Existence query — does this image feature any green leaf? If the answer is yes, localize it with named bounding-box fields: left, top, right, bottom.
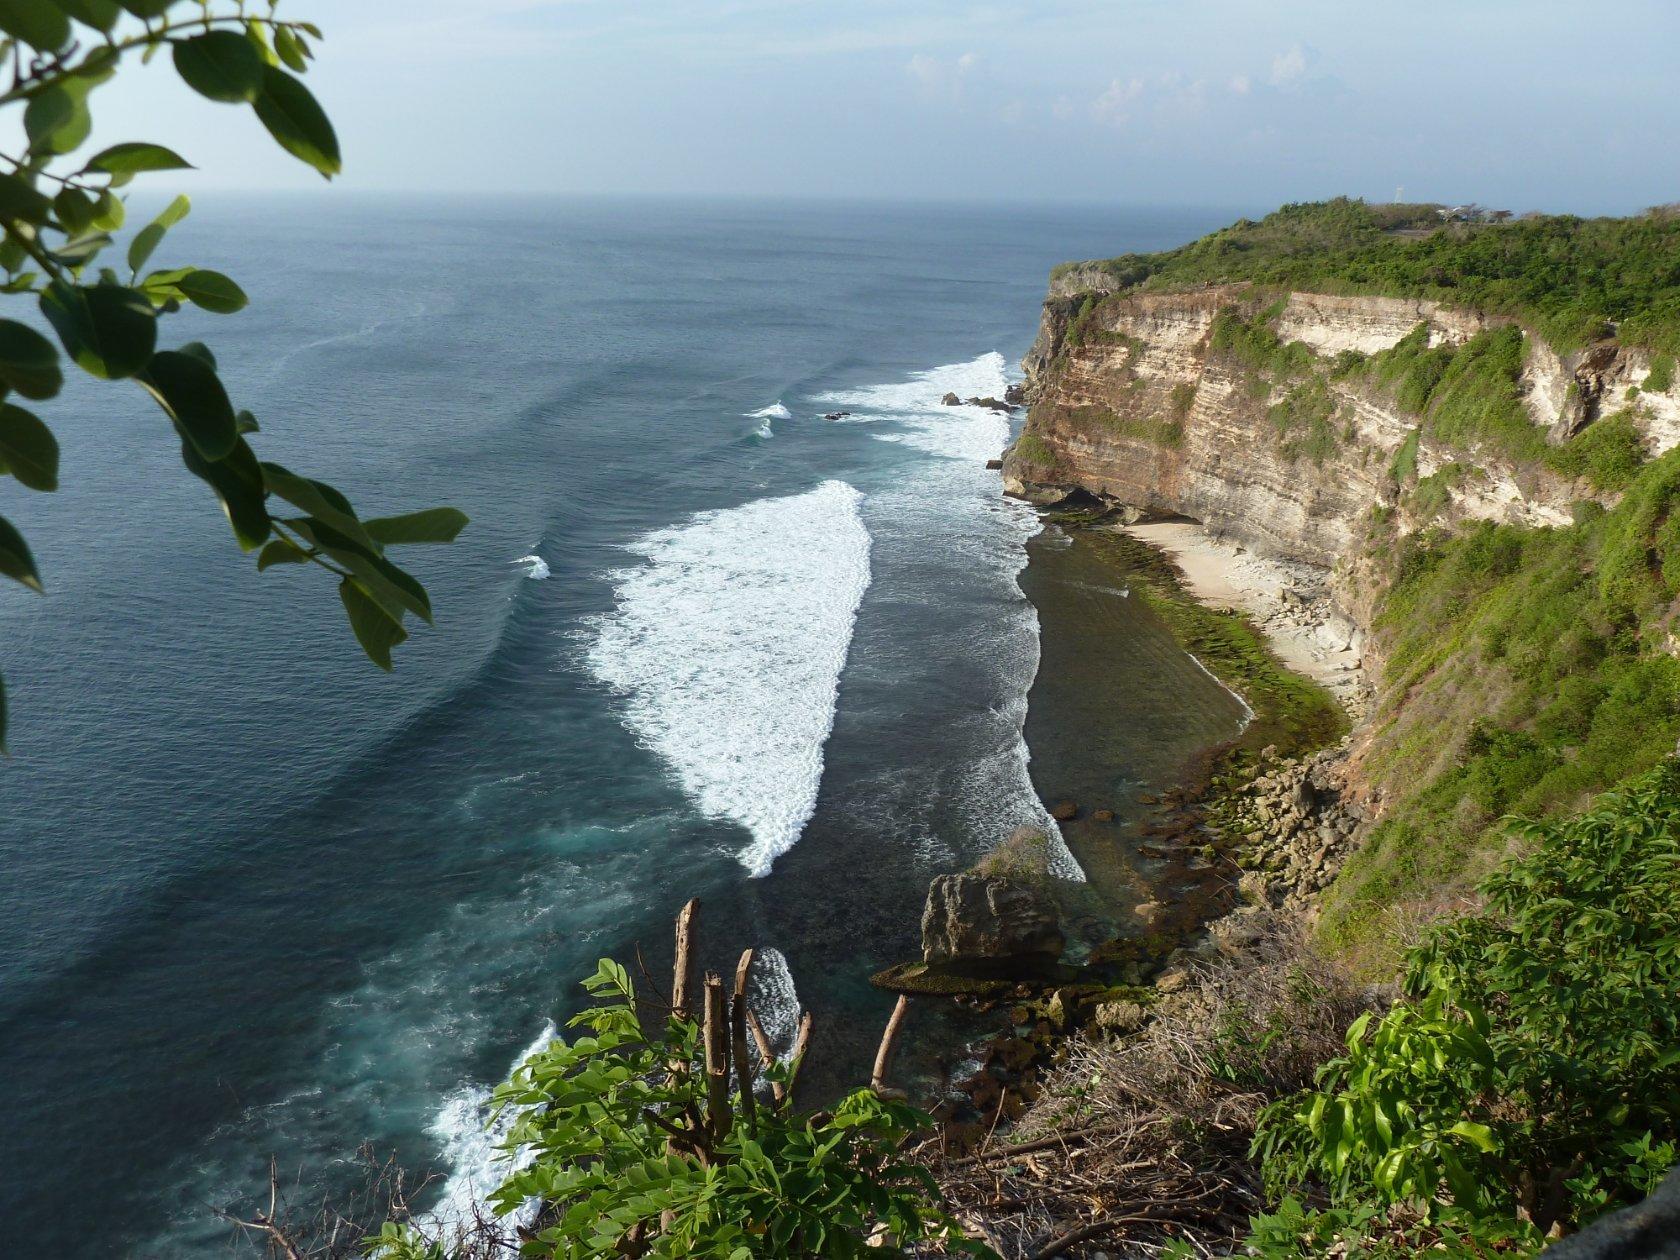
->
left=1446, top=1120, right=1498, bottom=1153
left=0, top=173, right=52, bottom=225
left=179, top=435, right=269, bottom=550
left=81, top=142, right=194, bottom=180
left=90, top=189, right=124, bottom=232
left=252, top=65, right=340, bottom=179
left=273, top=25, right=308, bottom=73
left=39, top=281, right=156, bottom=380
left=0, top=404, right=57, bottom=491
left=173, top=30, right=265, bottom=103
left=340, top=577, right=407, bottom=670
left=128, top=193, right=189, bottom=275
left=246, top=19, right=278, bottom=67
left=25, top=81, right=93, bottom=157
left=176, top=340, right=216, bottom=370
left=116, top=0, right=175, bottom=17
left=297, top=517, right=433, bottom=624
left=0, top=319, right=62, bottom=400
left=257, top=536, right=310, bottom=569
left=55, top=0, right=122, bottom=33
left=53, top=188, right=97, bottom=237
left=235, top=408, right=258, bottom=434
left=142, top=348, right=237, bottom=460
left=260, top=463, right=378, bottom=552
left=0, top=0, right=69, bottom=51
left=0, top=513, right=42, bottom=592
left=364, top=507, right=469, bottom=546
left=176, top=268, right=247, bottom=314
left=53, top=233, right=111, bottom=268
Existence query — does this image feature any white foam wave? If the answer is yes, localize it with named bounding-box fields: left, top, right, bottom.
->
left=512, top=554, right=550, bottom=580
left=587, top=481, right=872, bottom=876
left=747, top=402, right=792, bottom=420
left=421, top=1020, right=558, bottom=1249
left=825, top=353, right=1084, bottom=881
left=748, top=947, right=801, bottom=1057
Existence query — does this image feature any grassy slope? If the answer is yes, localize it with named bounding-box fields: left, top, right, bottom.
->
left=1326, top=455, right=1680, bottom=950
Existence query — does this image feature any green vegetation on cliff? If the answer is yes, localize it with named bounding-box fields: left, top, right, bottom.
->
left=1061, top=197, right=1680, bottom=355
left=1254, top=763, right=1680, bottom=1253
left=1325, top=448, right=1680, bottom=951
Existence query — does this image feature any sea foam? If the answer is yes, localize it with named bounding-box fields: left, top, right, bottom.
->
left=511, top=554, right=550, bottom=580
left=587, top=480, right=871, bottom=876
left=421, top=1020, right=558, bottom=1249
left=817, top=352, right=1085, bottom=881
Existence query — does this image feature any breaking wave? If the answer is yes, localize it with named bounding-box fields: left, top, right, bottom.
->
left=587, top=481, right=872, bottom=875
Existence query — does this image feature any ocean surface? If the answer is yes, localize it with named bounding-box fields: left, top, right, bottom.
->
left=0, top=196, right=1242, bottom=1255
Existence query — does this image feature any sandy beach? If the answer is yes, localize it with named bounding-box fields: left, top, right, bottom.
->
left=1123, top=522, right=1373, bottom=720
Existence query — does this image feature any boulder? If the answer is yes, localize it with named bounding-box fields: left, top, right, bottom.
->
left=966, top=396, right=1013, bottom=412
left=823, top=410, right=851, bottom=421
left=1049, top=800, right=1079, bottom=821
left=1004, top=382, right=1026, bottom=406
left=1094, top=999, right=1149, bottom=1036
left=985, top=458, right=1003, bottom=470
left=941, top=392, right=961, bottom=405
left=921, top=873, right=1065, bottom=966
left=1092, top=807, right=1116, bottom=823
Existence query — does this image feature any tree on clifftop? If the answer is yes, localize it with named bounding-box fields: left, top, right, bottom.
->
left=0, top=0, right=466, bottom=753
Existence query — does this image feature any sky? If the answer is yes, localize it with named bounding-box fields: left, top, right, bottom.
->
left=83, top=1, right=1680, bottom=213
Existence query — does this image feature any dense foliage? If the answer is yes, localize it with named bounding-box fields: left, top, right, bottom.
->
left=0, top=2, right=464, bottom=752
left=1061, top=197, right=1680, bottom=356
left=368, top=959, right=984, bottom=1259
left=1252, top=763, right=1680, bottom=1253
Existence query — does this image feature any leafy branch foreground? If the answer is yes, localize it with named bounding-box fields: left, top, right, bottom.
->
left=0, top=2, right=466, bottom=751
left=364, top=901, right=989, bottom=1260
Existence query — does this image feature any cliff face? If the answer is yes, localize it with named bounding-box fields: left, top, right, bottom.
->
left=1006, top=281, right=1680, bottom=633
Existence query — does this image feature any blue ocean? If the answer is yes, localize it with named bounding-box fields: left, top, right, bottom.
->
left=0, top=197, right=1239, bottom=1255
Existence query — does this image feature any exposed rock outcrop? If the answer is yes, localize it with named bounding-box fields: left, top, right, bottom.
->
left=920, top=874, right=1065, bottom=967
left=1003, top=282, right=1680, bottom=660
left=1223, top=744, right=1366, bottom=910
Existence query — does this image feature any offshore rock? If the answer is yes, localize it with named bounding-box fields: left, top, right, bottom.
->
left=941, top=391, right=961, bottom=405
left=921, top=873, right=1065, bottom=966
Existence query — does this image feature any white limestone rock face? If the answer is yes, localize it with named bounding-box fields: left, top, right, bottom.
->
left=1003, top=281, right=1667, bottom=660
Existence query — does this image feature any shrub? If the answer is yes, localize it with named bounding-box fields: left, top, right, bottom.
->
left=368, top=959, right=985, bottom=1259
left=1389, top=428, right=1421, bottom=485
left=1646, top=353, right=1676, bottom=393
left=1254, top=763, right=1680, bottom=1249
left=1209, top=305, right=1315, bottom=380
left=1011, top=432, right=1056, bottom=467
left=1546, top=410, right=1648, bottom=491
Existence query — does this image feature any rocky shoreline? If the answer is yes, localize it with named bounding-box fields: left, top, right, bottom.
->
left=871, top=471, right=1374, bottom=1182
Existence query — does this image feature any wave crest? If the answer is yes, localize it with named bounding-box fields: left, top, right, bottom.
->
left=587, top=481, right=872, bottom=875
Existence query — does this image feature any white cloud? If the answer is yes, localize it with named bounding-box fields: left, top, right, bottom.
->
left=1270, top=45, right=1308, bottom=87
left=1090, top=76, right=1145, bottom=127
left=906, top=51, right=979, bottom=99
left=1051, top=94, right=1076, bottom=120
left=1228, top=73, right=1252, bottom=95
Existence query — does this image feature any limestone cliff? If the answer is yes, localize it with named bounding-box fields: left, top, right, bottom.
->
left=1005, top=279, right=1680, bottom=642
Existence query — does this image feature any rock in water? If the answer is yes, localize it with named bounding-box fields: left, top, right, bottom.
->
left=921, top=874, right=1065, bottom=966
left=941, top=392, right=961, bottom=405
left=1004, top=382, right=1026, bottom=406
left=1049, top=800, right=1079, bottom=821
